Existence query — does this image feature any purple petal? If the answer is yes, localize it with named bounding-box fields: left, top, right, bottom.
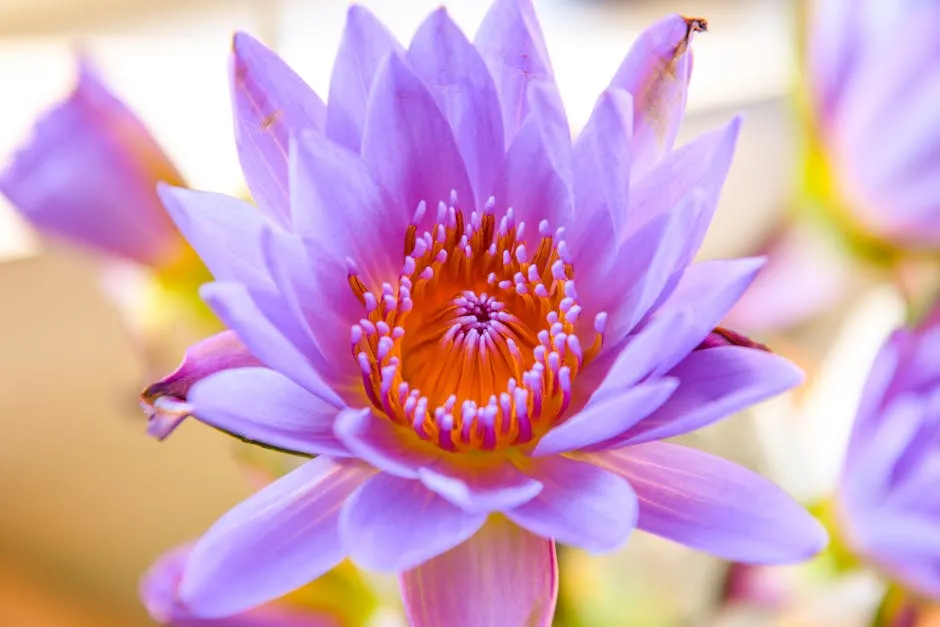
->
left=289, top=131, right=403, bottom=288
left=140, top=331, right=261, bottom=440
left=140, top=543, right=193, bottom=623
left=505, top=456, right=637, bottom=552
left=416, top=459, right=542, bottom=513
left=593, top=346, right=803, bottom=449
left=361, top=53, right=474, bottom=217
left=610, top=14, right=705, bottom=176
left=199, top=281, right=343, bottom=405
left=400, top=517, right=557, bottom=627
left=188, top=367, right=348, bottom=456
left=340, top=473, right=486, bottom=572
left=333, top=408, right=439, bottom=479
left=586, top=442, right=828, bottom=563
left=230, top=32, right=326, bottom=227
left=407, top=8, right=505, bottom=204
left=157, top=184, right=276, bottom=287
left=474, top=0, right=560, bottom=148
left=326, top=5, right=404, bottom=152
left=0, top=61, right=184, bottom=266
left=180, top=457, right=372, bottom=617
left=532, top=379, right=678, bottom=457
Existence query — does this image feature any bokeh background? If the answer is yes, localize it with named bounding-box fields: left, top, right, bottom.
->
left=0, top=0, right=901, bottom=625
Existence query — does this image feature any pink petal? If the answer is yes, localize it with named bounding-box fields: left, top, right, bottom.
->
left=361, top=54, right=474, bottom=218
left=505, top=456, right=637, bottom=552
left=230, top=32, right=326, bottom=227
left=180, top=457, right=372, bottom=617
left=407, top=8, right=505, bottom=204
left=416, top=459, right=543, bottom=513
left=326, top=5, right=404, bottom=152
left=140, top=330, right=261, bottom=440
left=610, top=14, right=705, bottom=177
left=400, top=516, right=557, bottom=627
left=340, top=473, right=487, bottom=572
left=584, top=442, right=828, bottom=563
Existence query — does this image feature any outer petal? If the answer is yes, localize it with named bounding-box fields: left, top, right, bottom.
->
left=610, top=14, right=705, bottom=177
left=407, top=8, right=505, bottom=203
left=361, top=53, right=475, bottom=217
left=334, top=408, right=439, bottom=479
left=180, top=457, right=373, bottom=617
left=531, top=379, right=678, bottom=457
left=585, top=443, right=828, bottom=563
left=340, top=473, right=486, bottom=572
left=400, top=516, right=557, bottom=627
left=230, top=33, right=326, bottom=227
left=188, top=367, right=348, bottom=457
left=505, top=456, right=637, bottom=552
left=326, top=5, right=404, bottom=152
left=416, top=459, right=543, bottom=513
left=0, top=61, right=184, bottom=266
left=158, top=184, right=276, bottom=287
left=140, top=331, right=261, bottom=440
left=590, top=346, right=803, bottom=449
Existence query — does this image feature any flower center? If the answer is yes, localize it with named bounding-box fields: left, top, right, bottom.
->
left=348, top=193, right=606, bottom=453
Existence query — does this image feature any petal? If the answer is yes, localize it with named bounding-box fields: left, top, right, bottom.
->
left=610, top=14, right=705, bottom=177
left=181, top=457, right=372, bottom=617
left=230, top=32, right=326, bottom=227
left=593, top=346, right=803, bottom=449
left=0, top=61, right=184, bottom=266
left=140, top=331, right=261, bottom=440
left=188, top=367, right=348, bottom=457
left=199, top=281, right=343, bottom=405
left=289, top=131, right=403, bottom=288
left=326, top=5, right=404, bottom=152
left=585, top=442, right=828, bottom=563
left=340, top=473, right=487, bottom=572
left=505, top=456, right=637, bottom=552
left=416, top=459, right=543, bottom=513
left=400, top=516, right=557, bottom=627
left=361, top=53, right=475, bottom=216
left=531, top=379, right=678, bottom=457
left=333, top=408, right=439, bottom=479
left=140, top=543, right=193, bottom=623
left=158, top=184, right=276, bottom=287
left=473, top=0, right=561, bottom=148
left=407, top=8, right=505, bottom=203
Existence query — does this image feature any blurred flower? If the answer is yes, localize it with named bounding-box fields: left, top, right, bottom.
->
left=146, top=1, right=825, bottom=623
left=142, top=544, right=377, bottom=627
left=805, top=0, right=940, bottom=254
left=0, top=60, right=185, bottom=267
left=838, top=302, right=940, bottom=600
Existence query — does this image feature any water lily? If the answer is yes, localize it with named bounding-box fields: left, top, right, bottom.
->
left=146, top=1, right=826, bottom=623
left=805, top=0, right=940, bottom=253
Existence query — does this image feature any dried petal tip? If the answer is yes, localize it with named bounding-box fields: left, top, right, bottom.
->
left=684, top=17, right=708, bottom=35
left=697, top=327, right=770, bottom=353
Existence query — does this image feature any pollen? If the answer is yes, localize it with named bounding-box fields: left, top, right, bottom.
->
left=348, top=192, right=606, bottom=453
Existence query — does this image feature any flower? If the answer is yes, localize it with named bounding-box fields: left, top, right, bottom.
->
left=147, top=1, right=826, bottom=623
left=837, top=304, right=940, bottom=598
left=141, top=544, right=375, bottom=627
left=0, top=60, right=186, bottom=267
left=805, top=0, right=940, bottom=252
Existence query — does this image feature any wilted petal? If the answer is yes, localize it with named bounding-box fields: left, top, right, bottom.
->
left=326, top=5, right=404, bottom=152
left=188, top=367, right=348, bottom=456
left=408, top=8, right=504, bottom=204
left=0, top=61, right=184, bottom=266
left=340, top=473, right=486, bottom=572
left=400, top=516, right=557, bottom=627
left=505, top=456, right=637, bottom=552
left=230, top=33, right=326, bottom=227
left=140, top=331, right=261, bottom=440
left=610, top=14, right=705, bottom=176
left=586, top=443, right=827, bottom=563
left=181, top=457, right=372, bottom=617
left=416, top=459, right=543, bottom=513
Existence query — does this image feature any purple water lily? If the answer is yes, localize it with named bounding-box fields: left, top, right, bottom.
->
left=147, top=1, right=826, bottom=623
left=0, top=60, right=185, bottom=267
left=838, top=305, right=940, bottom=598
left=807, top=0, right=940, bottom=249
